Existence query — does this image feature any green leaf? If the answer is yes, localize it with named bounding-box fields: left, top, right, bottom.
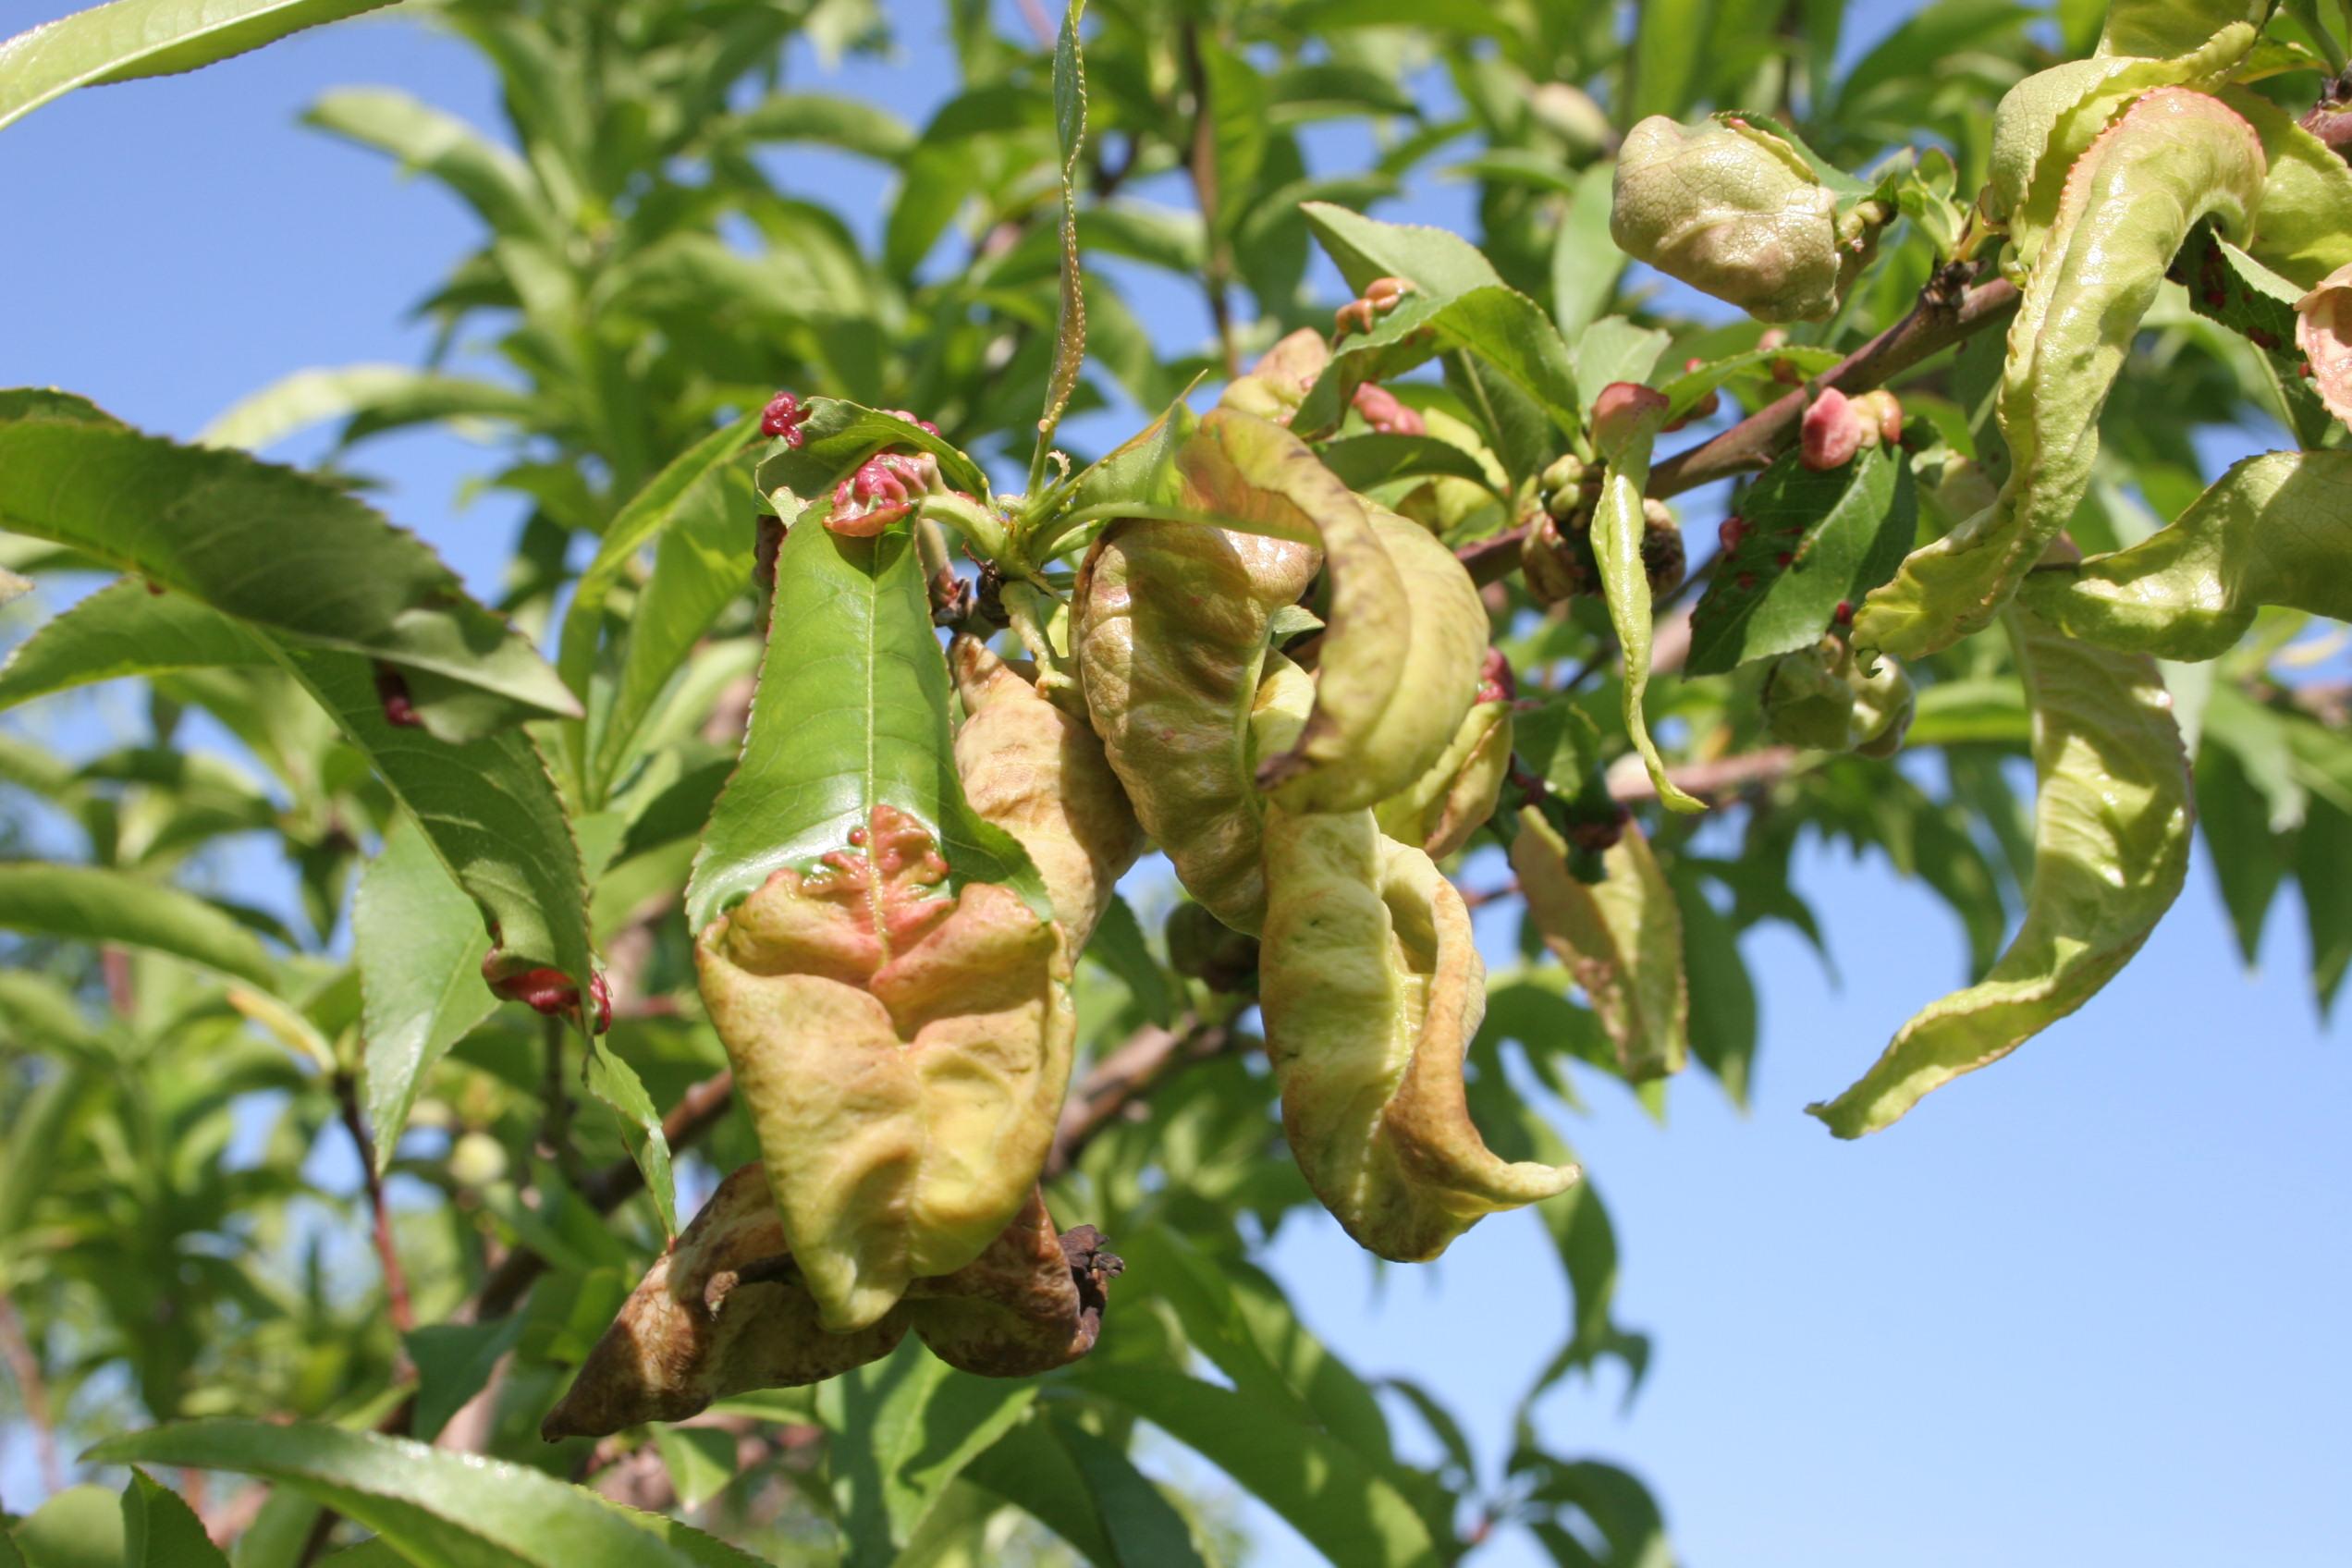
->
left=1035, top=0, right=1090, bottom=465
left=355, top=821, right=497, bottom=1173
left=963, top=1413, right=1209, bottom=1568
left=83, top=1422, right=764, bottom=1567
left=1567, top=318, right=1672, bottom=403
left=0, top=578, right=271, bottom=712
left=0, top=0, right=396, bottom=134
left=0, top=863, right=276, bottom=986
left=1685, top=440, right=1917, bottom=676
left=1626, top=0, right=1712, bottom=121
left=121, top=1471, right=228, bottom=1567
left=284, top=647, right=591, bottom=980
left=1672, top=864, right=1756, bottom=1106
left=1809, top=607, right=2194, bottom=1135
left=652, top=1427, right=739, bottom=1513
left=580, top=1035, right=677, bottom=1235
left=818, top=1340, right=1037, bottom=1568
left=1513, top=811, right=1689, bottom=1080
left=1083, top=891, right=1175, bottom=1027
left=1550, top=164, right=1626, bottom=339
left=200, top=364, right=537, bottom=452
left=1073, top=1369, right=1440, bottom=1568
left=404, top=1315, right=523, bottom=1443
left=305, top=88, right=560, bottom=247
left=0, top=390, right=579, bottom=741
left=9, top=1486, right=120, bottom=1568
left=687, top=511, right=1044, bottom=931
left=1315, top=433, right=1502, bottom=495
left=717, top=91, right=915, bottom=162
left=1590, top=392, right=1702, bottom=813
left=2297, top=793, right=2352, bottom=1015
left=2017, top=451, right=2352, bottom=661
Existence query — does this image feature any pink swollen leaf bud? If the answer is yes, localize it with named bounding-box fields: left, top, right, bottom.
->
left=760, top=391, right=812, bottom=447
left=1800, top=387, right=1866, bottom=470
left=1351, top=382, right=1426, bottom=436
left=374, top=663, right=422, bottom=729
left=827, top=453, right=932, bottom=536
left=483, top=953, right=614, bottom=1034
left=1592, top=381, right=1671, bottom=451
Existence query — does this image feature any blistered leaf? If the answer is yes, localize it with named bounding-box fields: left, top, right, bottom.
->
left=0, top=391, right=578, bottom=741
left=950, top=636, right=1145, bottom=957
left=1981, top=26, right=2256, bottom=267
left=1610, top=115, right=1844, bottom=323
left=1259, top=803, right=1578, bottom=1260
left=2218, top=88, right=2352, bottom=290
left=2017, top=451, right=2352, bottom=657
left=1589, top=386, right=1703, bottom=813
left=1373, top=687, right=1513, bottom=859
left=2298, top=262, right=2352, bottom=428
left=1761, top=636, right=1916, bottom=756
left=1809, top=606, right=2193, bottom=1135
left=2097, top=0, right=2264, bottom=56
left=1511, top=808, right=1688, bottom=1080
left=1857, top=89, right=2267, bottom=659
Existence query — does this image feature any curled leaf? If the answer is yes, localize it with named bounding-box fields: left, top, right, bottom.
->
left=1856, top=88, right=2267, bottom=659
left=544, top=1167, right=1119, bottom=1439
left=2219, top=88, right=2352, bottom=289
left=1589, top=385, right=1703, bottom=813
left=2298, top=263, right=2352, bottom=428
left=695, top=805, right=1066, bottom=1330
left=1219, top=328, right=1333, bottom=423
left=1760, top=636, right=1915, bottom=756
left=1073, top=514, right=1317, bottom=934
left=1610, top=115, right=1844, bottom=323
left=1182, top=410, right=1488, bottom=816
left=1510, top=806, right=1688, bottom=1081
left=1808, top=606, right=2193, bottom=1136
left=951, top=635, right=1145, bottom=955
left=1373, top=674, right=1513, bottom=860
left=1260, top=802, right=1578, bottom=1260
left=2016, top=449, right=2352, bottom=656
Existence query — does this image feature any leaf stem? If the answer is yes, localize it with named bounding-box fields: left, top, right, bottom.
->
left=332, top=1074, right=414, bottom=1336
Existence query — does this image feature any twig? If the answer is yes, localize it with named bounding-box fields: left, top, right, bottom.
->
left=1456, top=276, right=2023, bottom=589
left=1047, top=1017, right=1239, bottom=1177
left=332, top=1075, right=413, bottom=1336
left=0, top=1291, right=62, bottom=1495
left=538, top=1013, right=583, bottom=1188
left=1607, top=745, right=1802, bottom=803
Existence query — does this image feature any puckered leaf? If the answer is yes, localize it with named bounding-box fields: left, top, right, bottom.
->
left=2299, top=261, right=2352, bottom=429
left=2017, top=450, right=2352, bottom=658
left=2217, top=87, right=2352, bottom=290
left=1589, top=387, right=1703, bottom=812
left=1809, top=606, right=2193, bottom=1135
left=0, top=390, right=578, bottom=742
left=1856, top=88, right=2267, bottom=659
left=1512, top=808, right=1689, bottom=1081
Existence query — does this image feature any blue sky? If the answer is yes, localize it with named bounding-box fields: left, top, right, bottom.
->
left=2, top=2, right=2347, bottom=1564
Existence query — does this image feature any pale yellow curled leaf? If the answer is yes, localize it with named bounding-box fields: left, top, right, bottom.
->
left=541, top=1162, right=906, bottom=1439
left=1260, top=807, right=1577, bottom=1260
left=1182, top=409, right=1488, bottom=816
left=1982, top=25, right=2255, bottom=268
left=1509, top=806, right=1688, bottom=1081
left=1610, top=115, right=1843, bottom=323
left=2096, top=0, right=2262, bottom=57
left=1073, top=519, right=1317, bottom=934
left=2017, top=450, right=2352, bottom=656
left=2218, top=89, right=2352, bottom=290
left=1808, top=606, right=2193, bottom=1136
left=543, top=1168, right=1118, bottom=1439
left=694, top=806, right=1066, bottom=1331
left=1590, top=387, right=1704, bottom=812
left=951, top=635, right=1145, bottom=956
left=1760, top=635, right=1915, bottom=756
left=1219, top=328, right=1333, bottom=423
left=1856, top=89, right=2266, bottom=660
left=2297, top=263, right=2352, bottom=427
left=1373, top=697, right=1513, bottom=860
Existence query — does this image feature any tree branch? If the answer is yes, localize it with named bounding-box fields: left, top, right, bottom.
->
left=1047, top=1016, right=1239, bottom=1177
left=1458, top=275, right=2022, bottom=589
left=332, top=1075, right=413, bottom=1337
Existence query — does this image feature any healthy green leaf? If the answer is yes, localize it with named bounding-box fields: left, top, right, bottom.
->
left=580, top=1035, right=677, bottom=1234
left=1567, top=318, right=1672, bottom=411
left=1685, top=439, right=1916, bottom=676
left=717, top=91, right=916, bottom=162
left=1857, top=87, right=2268, bottom=659
left=0, top=862, right=276, bottom=986
left=819, top=1341, right=1036, bottom=1568
left=305, top=87, right=561, bottom=247
left=121, top=1470, right=228, bottom=1567
left=1074, top=1369, right=1440, bottom=1568
left=0, top=578, right=270, bottom=712
left=0, top=390, right=579, bottom=741
left=404, top=1315, right=522, bottom=1443
left=963, top=1412, right=1208, bottom=1568
left=685, top=513, right=1042, bottom=930
left=1625, top=0, right=1710, bottom=122
left=83, top=1422, right=764, bottom=1567
left=1550, top=164, right=1625, bottom=339
left=8, top=1486, right=120, bottom=1568
left=1809, top=606, right=2194, bottom=1135
left=200, top=364, right=537, bottom=452
left=0, top=0, right=396, bottom=134
left=354, top=821, right=497, bottom=1172
left=2016, top=450, right=2352, bottom=660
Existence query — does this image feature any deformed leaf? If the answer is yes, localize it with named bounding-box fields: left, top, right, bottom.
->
left=0, top=390, right=578, bottom=741
left=1589, top=386, right=1703, bottom=812
left=2298, top=261, right=2352, bottom=429
left=1809, top=606, right=2193, bottom=1135
left=2017, top=450, right=2352, bottom=658
left=2217, top=86, right=2352, bottom=290
left=1857, top=88, right=2268, bottom=659
left=1684, top=438, right=1916, bottom=676
left=1511, top=807, right=1688, bottom=1080
left=1036, top=0, right=1090, bottom=458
